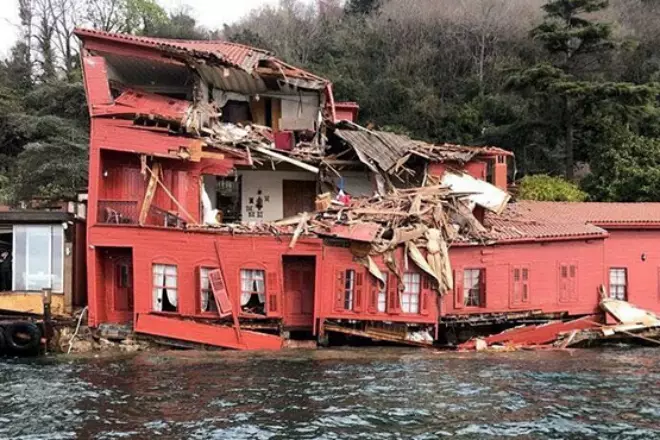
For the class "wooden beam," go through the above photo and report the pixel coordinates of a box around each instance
[199,151,226,161]
[215,240,242,343]
[145,164,197,225]
[139,162,160,225]
[253,146,319,173]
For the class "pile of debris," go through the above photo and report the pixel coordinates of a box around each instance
[459,296,660,351]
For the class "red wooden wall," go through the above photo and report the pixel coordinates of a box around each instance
[443,239,606,317]
[603,229,660,314]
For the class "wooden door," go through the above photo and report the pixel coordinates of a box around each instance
[103,248,134,323]
[282,257,315,328]
[282,180,316,218]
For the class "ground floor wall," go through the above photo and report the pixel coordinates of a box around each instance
[443,239,607,317]
[86,225,660,339]
[603,230,660,314]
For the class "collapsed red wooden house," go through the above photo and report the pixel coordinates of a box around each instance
[76,29,660,350]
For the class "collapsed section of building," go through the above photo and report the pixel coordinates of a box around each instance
[76,29,660,350]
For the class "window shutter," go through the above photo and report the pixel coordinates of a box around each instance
[479,269,486,307]
[267,271,279,315]
[420,288,430,316]
[387,273,400,314]
[335,269,345,312]
[368,276,378,313]
[522,266,529,303]
[454,270,464,309]
[354,270,364,312]
[208,269,232,315]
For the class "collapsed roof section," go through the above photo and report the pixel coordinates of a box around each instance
[74,28,329,95]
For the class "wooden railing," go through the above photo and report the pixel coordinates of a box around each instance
[97,200,187,228]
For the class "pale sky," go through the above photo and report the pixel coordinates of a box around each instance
[0,0,298,58]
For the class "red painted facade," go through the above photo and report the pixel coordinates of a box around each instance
[77,29,660,349]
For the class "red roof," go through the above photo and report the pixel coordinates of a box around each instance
[485,216,607,242]
[73,28,327,83]
[510,201,660,226]
[74,28,270,71]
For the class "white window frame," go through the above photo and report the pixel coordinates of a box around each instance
[344,269,355,310]
[377,277,387,313]
[12,224,64,293]
[401,273,421,314]
[200,266,217,313]
[152,263,178,312]
[609,268,627,301]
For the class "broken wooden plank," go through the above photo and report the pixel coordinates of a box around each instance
[145,164,197,225]
[214,240,242,343]
[139,162,160,225]
[254,146,319,173]
[289,212,309,249]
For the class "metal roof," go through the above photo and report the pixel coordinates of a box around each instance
[333,128,513,174]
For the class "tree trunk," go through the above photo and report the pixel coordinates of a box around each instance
[564,98,574,181]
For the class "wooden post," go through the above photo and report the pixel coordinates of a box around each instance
[42,288,52,351]
[214,240,242,343]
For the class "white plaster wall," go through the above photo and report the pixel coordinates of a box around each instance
[280,94,320,130]
[238,170,317,223]
[202,175,217,209]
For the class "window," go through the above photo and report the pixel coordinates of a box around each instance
[377,277,387,313]
[199,267,218,313]
[12,225,63,292]
[153,264,177,312]
[464,269,484,307]
[240,269,265,312]
[344,269,355,310]
[118,264,130,289]
[512,267,530,304]
[609,268,627,300]
[401,273,421,314]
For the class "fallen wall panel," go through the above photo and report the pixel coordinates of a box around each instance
[135,313,282,350]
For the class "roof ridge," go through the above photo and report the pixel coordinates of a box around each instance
[73,27,272,55]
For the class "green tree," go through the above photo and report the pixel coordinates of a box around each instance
[507,0,658,180]
[518,174,587,201]
[582,126,660,202]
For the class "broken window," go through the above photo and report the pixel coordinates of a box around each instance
[344,269,355,310]
[401,273,421,313]
[12,225,63,292]
[153,264,178,312]
[463,269,485,307]
[199,267,218,313]
[202,175,242,224]
[609,268,627,301]
[377,277,387,313]
[240,269,265,313]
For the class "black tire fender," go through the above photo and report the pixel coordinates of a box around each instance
[0,328,5,354]
[4,321,41,353]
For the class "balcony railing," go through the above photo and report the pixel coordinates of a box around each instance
[97,200,187,228]
[98,200,139,225]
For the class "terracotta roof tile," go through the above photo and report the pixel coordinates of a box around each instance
[511,201,660,225]
[485,216,608,241]
[74,28,270,71]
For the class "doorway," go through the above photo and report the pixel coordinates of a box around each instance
[282,180,316,218]
[102,248,134,323]
[282,256,315,329]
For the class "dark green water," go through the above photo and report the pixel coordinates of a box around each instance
[1,347,659,439]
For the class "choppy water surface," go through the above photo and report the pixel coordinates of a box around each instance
[1,347,659,439]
